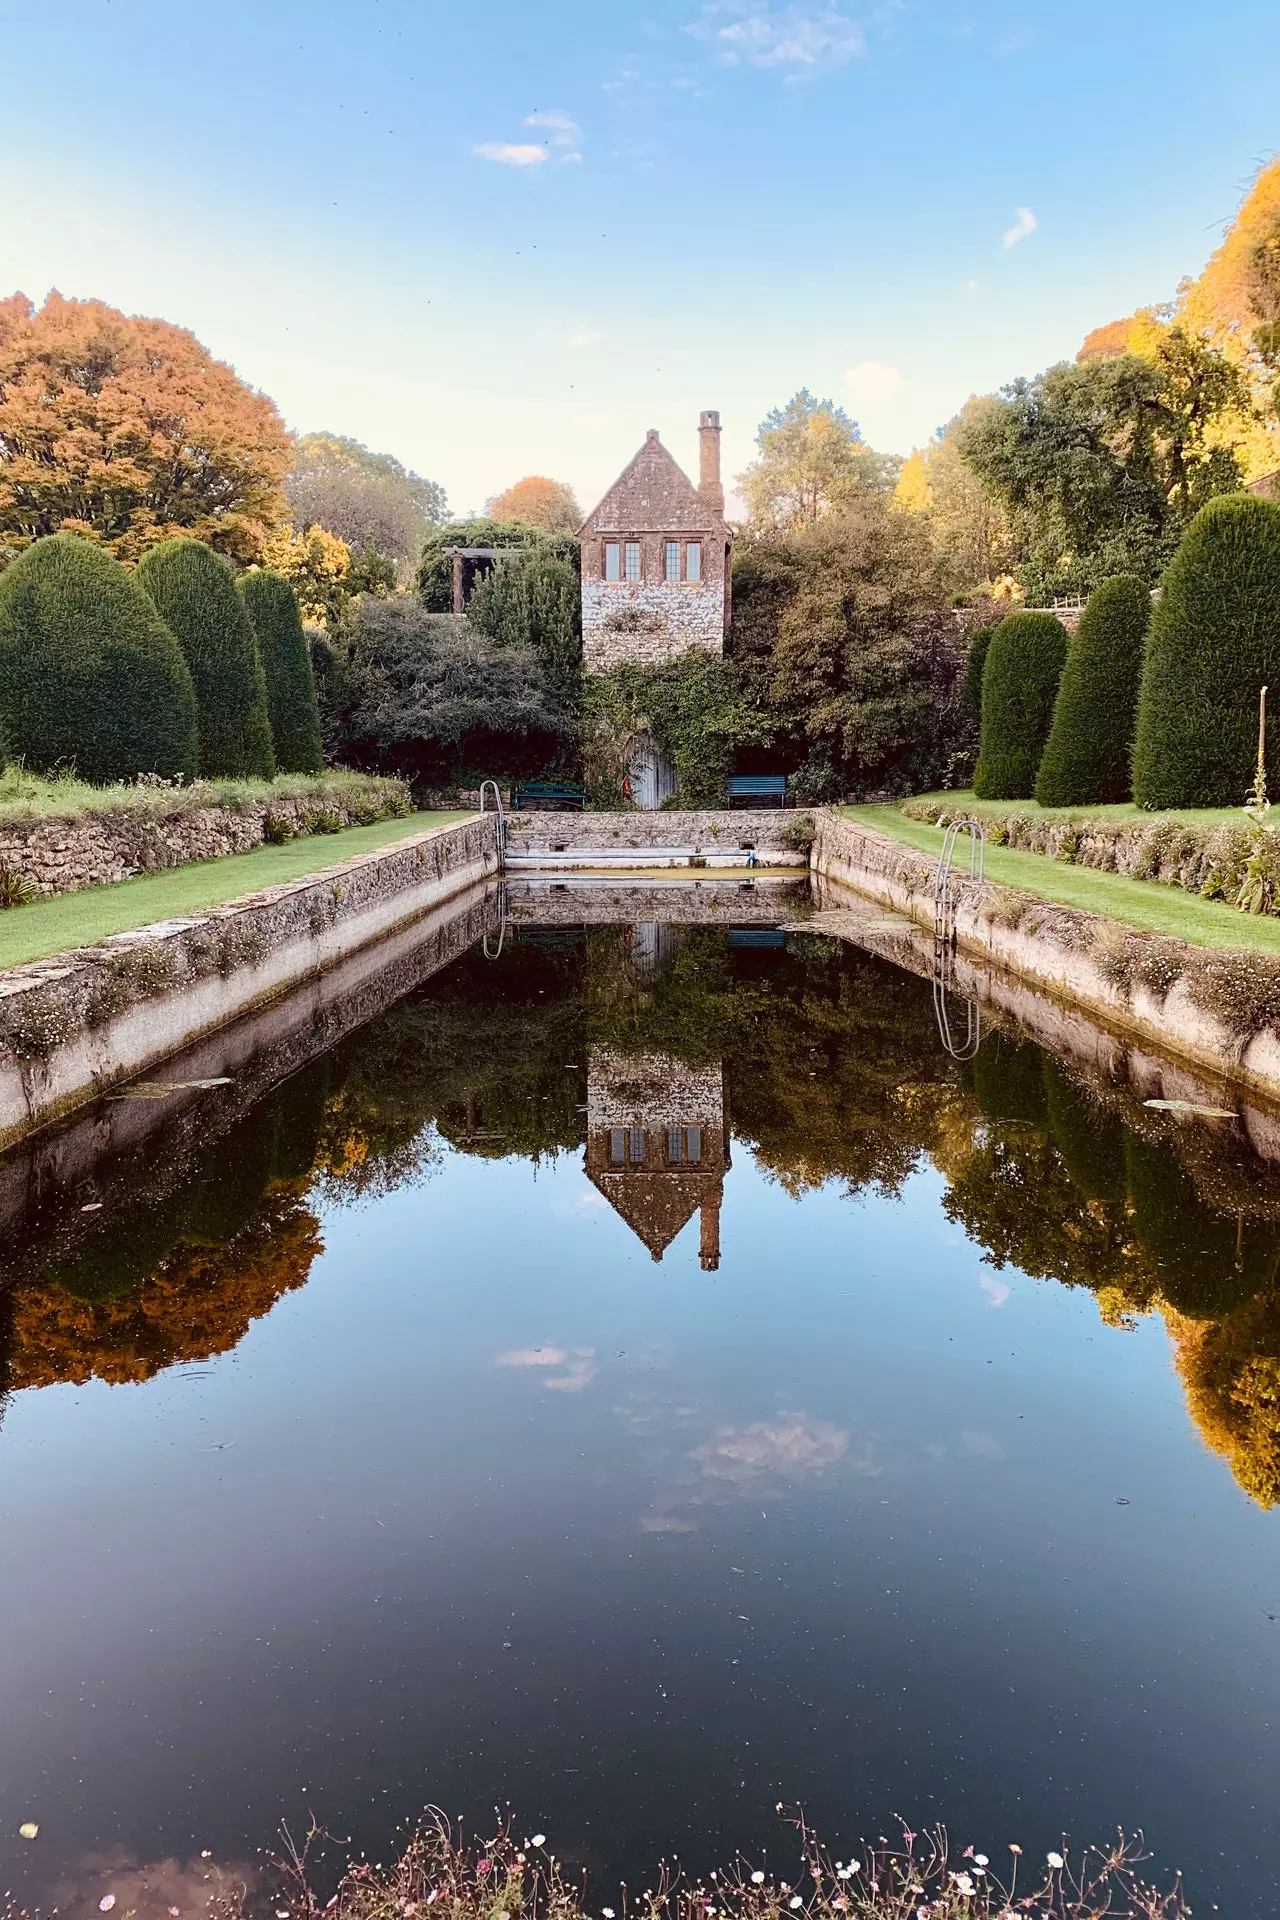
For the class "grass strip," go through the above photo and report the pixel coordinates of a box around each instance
[902,788,1244,829]
[0,811,470,970]
[838,803,1280,953]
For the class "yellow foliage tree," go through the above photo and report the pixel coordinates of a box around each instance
[261,522,352,624]
[893,398,1013,592]
[0,290,290,564]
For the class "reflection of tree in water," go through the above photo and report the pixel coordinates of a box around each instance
[11,1181,321,1387]
[15,921,1280,1506]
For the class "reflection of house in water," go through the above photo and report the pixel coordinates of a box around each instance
[586,1047,728,1269]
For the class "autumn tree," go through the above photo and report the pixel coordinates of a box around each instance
[286,433,447,576]
[0,291,290,565]
[738,390,898,531]
[894,397,1014,594]
[486,475,581,535]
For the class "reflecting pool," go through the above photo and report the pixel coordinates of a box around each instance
[2,905,1280,1916]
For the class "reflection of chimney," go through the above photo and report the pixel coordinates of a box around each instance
[700,1191,721,1271]
[699,410,724,518]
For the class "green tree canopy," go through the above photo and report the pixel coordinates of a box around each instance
[737,390,900,531]
[343,599,570,784]
[730,497,960,799]
[239,570,324,773]
[0,533,198,781]
[137,538,275,778]
[1035,575,1150,806]
[973,610,1068,799]
[465,546,582,706]
[959,342,1248,599]
[287,432,447,575]
[1132,493,1280,807]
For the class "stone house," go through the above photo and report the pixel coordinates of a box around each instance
[585,1046,728,1270]
[578,411,733,677]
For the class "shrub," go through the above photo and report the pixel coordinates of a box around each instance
[239,570,324,773]
[1132,494,1280,807]
[973,611,1068,799]
[960,624,993,728]
[1034,576,1150,806]
[137,538,275,778]
[0,534,198,782]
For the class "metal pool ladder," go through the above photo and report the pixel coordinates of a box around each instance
[478,781,509,958]
[935,817,986,948]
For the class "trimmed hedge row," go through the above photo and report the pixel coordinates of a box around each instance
[0,535,199,782]
[137,538,275,779]
[973,611,1068,799]
[0,534,324,791]
[1035,575,1149,807]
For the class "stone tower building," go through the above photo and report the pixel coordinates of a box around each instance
[584,1047,728,1270]
[578,412,732,675]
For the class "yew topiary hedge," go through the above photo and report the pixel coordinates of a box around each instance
[1132,494,1280,808]
[1034,575,1150,806]
[961,625,993,728]
[0,534,198,782]
[137,538,275,778]
[240,569,324,773]
[973,611,1068,799]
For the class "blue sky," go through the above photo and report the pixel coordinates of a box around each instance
[3,0,1278,515]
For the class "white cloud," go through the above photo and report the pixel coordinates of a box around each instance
[474,142,547,168]
[496,1345,567,1367]
[845,360,907,405]
[1002,205,1037,249]
[979,1275,1011,1308]
[523,109,584,164]
[690,4,865,69]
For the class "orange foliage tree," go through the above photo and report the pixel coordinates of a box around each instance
[0,291,291,565]
[486,475,581,534]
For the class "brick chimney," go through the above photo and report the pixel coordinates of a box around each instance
[698,410,724,518]
[699,1191,721,1271]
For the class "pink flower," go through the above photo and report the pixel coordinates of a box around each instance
[478,1862,493,1877]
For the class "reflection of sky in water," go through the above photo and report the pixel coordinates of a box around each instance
[1,941,1280,1918]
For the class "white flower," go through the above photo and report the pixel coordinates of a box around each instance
[603,1910,615,1916]
[789,1902,802,1911]
[751,1873,765,1886]
[18,1824,38,1841]
[1047,1852,1064,1870]
[532,1835,547,1849]
[100,1901,116,1914]
[951,1874,974,1896]
[974,1856,988,1868]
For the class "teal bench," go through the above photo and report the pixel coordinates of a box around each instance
[728,774,787,809]
[513,781,588,811]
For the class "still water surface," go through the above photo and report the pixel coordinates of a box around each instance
[2,912,1279,1914]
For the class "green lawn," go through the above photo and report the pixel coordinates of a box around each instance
[839,803,1280,953]
[904,788,1242,830]
[0,811,470,970]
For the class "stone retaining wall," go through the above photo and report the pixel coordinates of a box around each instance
[0,790,411,899]
[505,808,807,855]
[0,814,499,1149]
[811,810,1280,1104]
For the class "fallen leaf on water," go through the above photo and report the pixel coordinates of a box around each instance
[1143,1098,1237,1119]
[18,1822,38,1840]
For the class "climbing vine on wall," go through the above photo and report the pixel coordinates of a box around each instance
[583,654,771,808]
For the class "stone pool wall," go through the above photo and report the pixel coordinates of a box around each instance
[0,814,499,1150]
[504,809,807,860]
[811,810,1280,1105]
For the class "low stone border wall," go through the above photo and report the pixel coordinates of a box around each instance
[0,783,412,899]
[812,809,1280,1103]
[0,815,498,1150]
[505,874,809,925]
[505,808,807,861]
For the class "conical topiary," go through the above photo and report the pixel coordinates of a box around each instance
[1132,494,1280,808]
[0,534,198,782]
[961,625,993,730]
[1034,576,1150,806]
[137,538,275,778]
[239,570,324,773]
[973,611,1068,799]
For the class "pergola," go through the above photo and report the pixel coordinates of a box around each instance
[443,547,525,614]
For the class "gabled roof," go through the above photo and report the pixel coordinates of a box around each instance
[587,1167,719,1261]
[579,431,729,538]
